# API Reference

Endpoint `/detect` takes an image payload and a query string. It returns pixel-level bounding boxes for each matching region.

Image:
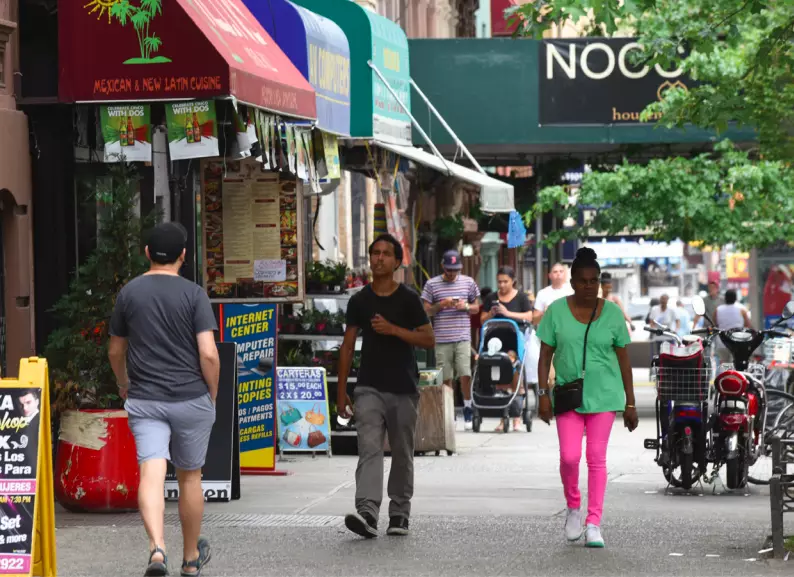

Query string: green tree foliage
[510,1,794,247]
[45,165,156,410]
[527,141,794,250]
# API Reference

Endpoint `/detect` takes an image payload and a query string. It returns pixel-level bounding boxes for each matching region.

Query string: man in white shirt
[527,263,574,385]
[649,294,679,359]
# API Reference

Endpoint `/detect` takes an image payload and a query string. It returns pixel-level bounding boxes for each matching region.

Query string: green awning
[292,0,412,145]
[409,38,756,160]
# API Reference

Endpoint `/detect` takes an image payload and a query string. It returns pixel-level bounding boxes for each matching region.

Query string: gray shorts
[125,393,216,471]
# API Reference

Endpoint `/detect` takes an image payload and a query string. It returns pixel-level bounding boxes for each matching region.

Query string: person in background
[109,222,218,577]
[537,247,637,549]
[648,294,679,358]
[336,234,435,538]
[481,267,533,432]
[714,289,752,365]
[693,281,721,329]
[599,273,634,333]
[676,299,692,337]
[421,250,480,430]
[528,263,574,389]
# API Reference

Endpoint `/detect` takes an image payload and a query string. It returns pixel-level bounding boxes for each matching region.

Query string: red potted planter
[55,409,140,512]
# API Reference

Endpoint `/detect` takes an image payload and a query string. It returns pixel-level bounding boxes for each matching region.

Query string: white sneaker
[564,508,584,541]
[585,524,605,548]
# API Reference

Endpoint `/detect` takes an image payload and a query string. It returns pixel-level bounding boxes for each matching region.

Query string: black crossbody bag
[553,300,599,416]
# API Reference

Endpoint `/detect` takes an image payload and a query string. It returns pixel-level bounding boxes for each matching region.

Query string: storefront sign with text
[539,38,691,125]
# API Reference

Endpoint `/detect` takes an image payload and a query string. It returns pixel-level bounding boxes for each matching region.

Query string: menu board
[202,158,302,302]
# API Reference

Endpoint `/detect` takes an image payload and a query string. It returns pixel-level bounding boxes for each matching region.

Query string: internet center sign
[539,38,689,125]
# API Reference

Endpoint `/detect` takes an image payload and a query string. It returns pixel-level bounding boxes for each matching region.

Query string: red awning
[58,0,316,119]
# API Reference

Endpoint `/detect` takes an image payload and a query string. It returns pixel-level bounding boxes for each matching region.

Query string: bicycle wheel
[747,389,794,485]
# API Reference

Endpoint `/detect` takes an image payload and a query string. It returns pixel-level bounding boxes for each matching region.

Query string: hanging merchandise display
[507,210,527,249]
[165,100,220,160]
[100,104,152,163]
[320,132,341,180]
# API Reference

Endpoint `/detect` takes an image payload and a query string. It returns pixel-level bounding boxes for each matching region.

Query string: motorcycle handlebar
[766,330,790,339]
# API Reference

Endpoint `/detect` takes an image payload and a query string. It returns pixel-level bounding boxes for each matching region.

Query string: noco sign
[539,38,689,126]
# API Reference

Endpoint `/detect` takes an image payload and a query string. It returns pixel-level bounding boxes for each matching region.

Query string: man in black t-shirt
[336,234,435,539]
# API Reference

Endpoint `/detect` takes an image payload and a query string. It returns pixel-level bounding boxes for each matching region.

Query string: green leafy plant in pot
[45,164,157,512]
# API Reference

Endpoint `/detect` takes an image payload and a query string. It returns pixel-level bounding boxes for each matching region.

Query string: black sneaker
[344,512,378,538]
[386,516,409,536]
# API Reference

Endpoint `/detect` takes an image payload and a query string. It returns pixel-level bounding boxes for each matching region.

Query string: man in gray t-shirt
[109,222,218,577]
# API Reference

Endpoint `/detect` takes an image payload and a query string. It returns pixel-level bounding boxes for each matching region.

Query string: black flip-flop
[180,537,211,577]
[145,546,168,577]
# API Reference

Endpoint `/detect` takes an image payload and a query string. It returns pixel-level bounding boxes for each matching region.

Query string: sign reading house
[539,38,689,125]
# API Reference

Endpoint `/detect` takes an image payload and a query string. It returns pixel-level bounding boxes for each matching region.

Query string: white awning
[373,140,515,213]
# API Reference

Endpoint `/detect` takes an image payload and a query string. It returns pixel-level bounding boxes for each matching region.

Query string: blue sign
[220,303,277,471]
[276,367,331,453]
[244,0,351,136]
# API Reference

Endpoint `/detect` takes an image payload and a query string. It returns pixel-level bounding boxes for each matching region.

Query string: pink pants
[556,411,615,526]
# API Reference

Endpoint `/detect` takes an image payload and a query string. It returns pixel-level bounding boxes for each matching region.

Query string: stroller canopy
[479,318,526,360]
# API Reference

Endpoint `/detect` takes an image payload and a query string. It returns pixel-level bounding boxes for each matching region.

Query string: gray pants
[354,386,419,520]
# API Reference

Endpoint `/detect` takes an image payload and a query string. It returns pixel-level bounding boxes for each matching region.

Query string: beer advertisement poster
[0,387,42,575]
[276,367,331,453]
[166,100,219,160]
[219,303,277,471]
[100,104,152,163]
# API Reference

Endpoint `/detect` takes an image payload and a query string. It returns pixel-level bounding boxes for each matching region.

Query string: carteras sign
[539,38,689,126]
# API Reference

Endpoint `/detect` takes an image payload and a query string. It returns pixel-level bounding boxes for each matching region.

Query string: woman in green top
[537,248,638,549]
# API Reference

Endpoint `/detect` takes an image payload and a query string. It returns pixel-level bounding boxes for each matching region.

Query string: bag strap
[581,300,600,379]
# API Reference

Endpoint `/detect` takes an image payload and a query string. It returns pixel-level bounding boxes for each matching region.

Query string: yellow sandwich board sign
[0,358,56,577]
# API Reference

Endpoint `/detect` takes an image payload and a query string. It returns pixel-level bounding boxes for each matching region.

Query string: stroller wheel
[502,417,510,433]
[526,418,533,433]
[472,415,482,433]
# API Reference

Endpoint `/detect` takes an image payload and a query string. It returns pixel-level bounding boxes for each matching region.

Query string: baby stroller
[471,318,537,433]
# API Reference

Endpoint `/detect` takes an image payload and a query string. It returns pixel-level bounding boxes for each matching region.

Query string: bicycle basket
[655,342,711,402]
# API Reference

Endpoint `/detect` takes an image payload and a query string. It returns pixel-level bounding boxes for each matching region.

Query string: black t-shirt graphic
[346,284,431,395]
[483,291,533,330]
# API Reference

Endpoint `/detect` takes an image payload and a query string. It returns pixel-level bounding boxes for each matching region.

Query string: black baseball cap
[442,249,463,271]
[147,222,187,264]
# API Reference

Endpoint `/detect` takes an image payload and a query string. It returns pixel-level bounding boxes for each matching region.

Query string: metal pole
[535,215,543,294]
[367,61,451,174]
[410,78,486,175]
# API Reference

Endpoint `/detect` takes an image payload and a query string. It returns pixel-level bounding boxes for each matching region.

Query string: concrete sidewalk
[55,417,789,576]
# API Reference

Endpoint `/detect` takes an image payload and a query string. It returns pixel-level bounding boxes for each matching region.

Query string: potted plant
[314,310,331,335]
[298,309,316,334]
[46,164,156,513]
[326,311,345,336]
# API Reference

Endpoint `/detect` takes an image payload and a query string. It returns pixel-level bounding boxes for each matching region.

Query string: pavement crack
[293,479,355,515]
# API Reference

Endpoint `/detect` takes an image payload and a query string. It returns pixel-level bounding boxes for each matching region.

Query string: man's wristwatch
[465,303,470,312]
[538,388,550,397]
